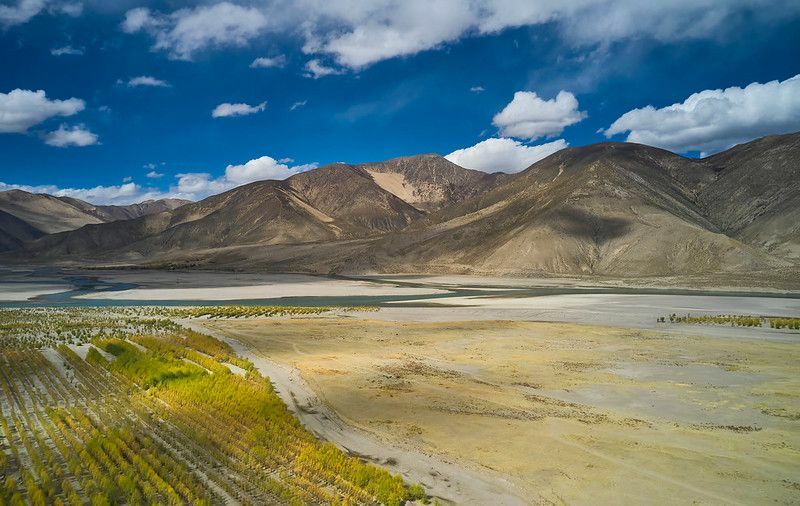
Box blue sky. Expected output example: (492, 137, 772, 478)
(1, 1, 799, 204)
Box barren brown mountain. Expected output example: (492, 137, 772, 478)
(0, 189, 189, 244)
(4, 133, 799, 278)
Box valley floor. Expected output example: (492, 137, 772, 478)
(201, 310, 800, 505)
(2, 269, 799, 504)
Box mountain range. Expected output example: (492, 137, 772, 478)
(2, 132, 798, 280)
(0, 190, 189, 252)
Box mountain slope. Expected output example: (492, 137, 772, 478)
(285, 163, 424, 234)
(360, 154, 508, 212)
(0, 210, 45, 252)
(0, 190, 105, 234)
(0, 189, 190, 236)
(698, 132, 800, 260)
(334, 142, 781, 276)
(0, 189, 191, 253)
(16, 166, 427, 261)
(58, 196, 190, 222)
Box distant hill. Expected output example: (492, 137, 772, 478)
(5, 133, 799, 280)
(0, 190, 189, 251)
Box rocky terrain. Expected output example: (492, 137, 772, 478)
(2, 133, 798, 280)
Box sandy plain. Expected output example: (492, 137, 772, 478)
(203, 314, 800, 505)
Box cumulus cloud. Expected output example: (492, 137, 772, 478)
(446, 138, 568, 173)
(116, 1, 799, 69)
(300, 0, 800, 69)
(126, 75, 170, 87)
(0, 181, 169, 206)
(493, 91, 586, 140)
(0, 89, 84, 134)
(146, 170, 164, 178)
(172, 156, 317, 200)
(121, 2, 268, 60)
(51, 45, 83, 56)
(303, 59, 343, 79)
(604, 74, 800, 154)
(43, 124, 99, 147)
(470, 86, 485, 93)
(211, 101, 267, 118)
(250, 55, 286, 68)
(111, 1, 800, 69)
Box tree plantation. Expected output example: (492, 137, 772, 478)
(661, 313, 800, 330)
(0, 308, 426, 505)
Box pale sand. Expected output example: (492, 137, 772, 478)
(77, 276, 448, 301)
(0, 283, 69, 301)
(382, 293, 800, 341)
(180, 318, 525, 505)
(205, 315, 800, 505)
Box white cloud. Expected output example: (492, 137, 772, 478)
(43, 124, 99, 147)
(0, 89, 84, 134)
(604, 74, 800, 154)
(0, 181, 170, 206)
(309, 0, 476, 69)
(298, 0, 800, 69)
(290, 100, 307, 111)
(120, 6, 152, 32)
(172, 156, 317, 200)
(303, 59, 343, 79)
(146, 170, 164, 178)
(493, 91, 586, 140)
(117, 1, 799, 69)
(51, 45, 83, 56)
(0, 0, 82, 27)
(224, 156, 300, 184)
(0, 0, 47, 27)
(446, 137, 568, 173)
(211, 101, 267, 118)
(121, 3, 268, 61)
(127, 75, 170, 87)
(250, 55, 286, 68)
(470, 86, 485, 93)
(122, 176, 133, 183)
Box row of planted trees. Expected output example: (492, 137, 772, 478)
(93, 333, 427, 505)
(658, 313, 800, 330)
(0, 347, 218, 506)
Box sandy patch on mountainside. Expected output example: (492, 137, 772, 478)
(204, 314, 800, 505)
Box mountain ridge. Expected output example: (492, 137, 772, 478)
(3, 134, 798, 280)
(0, 189, 190, 252)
